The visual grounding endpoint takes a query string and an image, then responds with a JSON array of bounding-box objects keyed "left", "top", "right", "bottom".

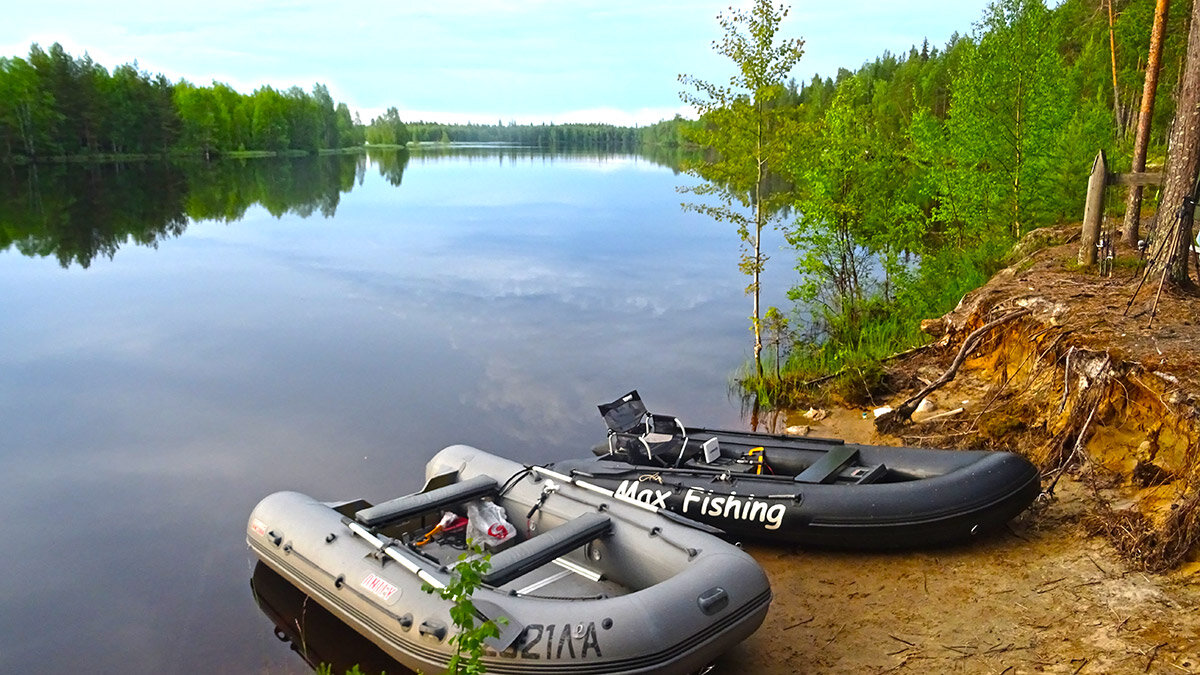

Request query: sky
[{"left": 3, "top": 0, "right": 1008, "bottom": 127}]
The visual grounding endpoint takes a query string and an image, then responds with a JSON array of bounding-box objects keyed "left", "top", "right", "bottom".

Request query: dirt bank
[
  {"left": 713, "top": 413, "right": 1200, "bottom": 674},
  {"left": 714, "top": 227, "right": 1200, "bottom": 673}
]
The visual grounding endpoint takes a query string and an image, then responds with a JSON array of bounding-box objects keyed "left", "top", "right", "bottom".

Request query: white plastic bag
[{"left": 466, "top": 501, "right": 516, "bottom": 548}]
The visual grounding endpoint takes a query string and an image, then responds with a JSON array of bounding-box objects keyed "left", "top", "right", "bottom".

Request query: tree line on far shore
[
  {"left": 0, "top": 43, "right": 374, "bottom": 161},
  {"left": 0, "top": 42, "right": 678, "bottom": 163}
]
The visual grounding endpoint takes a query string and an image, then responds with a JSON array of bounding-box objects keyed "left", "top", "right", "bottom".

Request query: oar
[
  {"left": 345, "top": 519, "right": 523, "bottom": 649},
  {"left": 345, "top": 520, "right": 446, "bottom": 589},
  {"left": 530, "top": 465, "right": 726, "bottom": 536}
]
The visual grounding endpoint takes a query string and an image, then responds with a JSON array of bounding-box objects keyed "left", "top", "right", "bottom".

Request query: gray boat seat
[
  {"left": 793, "top": 447, "right": 888, "bottom": 484},
  {"left": 794, "top": 446, "right": 859, "bottom": 484},
  {"left": 483, "top": 512, "right": 611, "bottom": 587},
  {"left": 355, "top": 475, "right": 498, "bottom": 529}
]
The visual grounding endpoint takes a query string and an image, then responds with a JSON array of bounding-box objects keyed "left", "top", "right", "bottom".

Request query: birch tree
[{"left": 678, "top": 0, "right": 804, "bottom": 377}]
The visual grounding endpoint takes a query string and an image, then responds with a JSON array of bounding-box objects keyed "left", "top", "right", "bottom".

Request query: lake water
[{"left": 0, "top": 148, "right": 792, "bottom": 672}]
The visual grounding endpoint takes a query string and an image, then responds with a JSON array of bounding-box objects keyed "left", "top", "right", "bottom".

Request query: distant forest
[
  {"left": 0, "top": 0, "right": 1187, "bottom": 176},
  {"left": 0, "top": 43, "right": 653, "bottom": 161},
  {"left": 0, "top": 43, "right": 366, "bottom": 160}
]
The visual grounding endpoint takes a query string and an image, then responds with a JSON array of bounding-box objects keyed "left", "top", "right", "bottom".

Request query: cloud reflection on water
[{"left": 0, "top": 149, "right": 785, "bottom": 671}]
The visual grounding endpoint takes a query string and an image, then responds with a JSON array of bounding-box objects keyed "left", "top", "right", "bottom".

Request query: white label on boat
[
  {"left": 361, "top": 573, "right": 400, "bottom": 602},
  {"left": 250, "top": 519, "right": 268, "bottom": 537}
]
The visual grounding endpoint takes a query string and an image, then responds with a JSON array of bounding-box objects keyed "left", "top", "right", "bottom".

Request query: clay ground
[{"left": 709, "top": 408, "right": 1200, "bottom": 674}]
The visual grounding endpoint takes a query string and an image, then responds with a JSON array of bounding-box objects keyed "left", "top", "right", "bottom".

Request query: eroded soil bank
[{"left": 716, "top": 226, "right": 1200, "bottom": 673}]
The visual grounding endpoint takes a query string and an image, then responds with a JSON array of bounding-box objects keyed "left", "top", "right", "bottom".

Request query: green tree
[
  {"left": 251, "top": 86, "right": 290, "bottom": 151},
  {"left": 942, "top": 0, "right": 1070, "bottom": 238},
  {"left": 788, "top": 76, "right": 925, "bottom": 338},
  {"left": 0, "top": 55, "right": 58, "bottom": 158},
  {"left": 175, "top": 81, "right": 228, "bottom": 158},
  {"left": 678, "top": 0, "right": 804, "bottom": 377}
]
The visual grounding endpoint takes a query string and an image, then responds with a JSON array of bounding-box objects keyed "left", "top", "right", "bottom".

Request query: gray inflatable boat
[{"left": 247, "top": 444, "right": 772, "bottom": 674}]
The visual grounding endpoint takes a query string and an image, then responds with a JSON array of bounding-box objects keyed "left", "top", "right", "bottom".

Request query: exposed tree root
[
  {"left": 875, "top": 308, "right": 1031, "bottom": 432},
  {"left": 1086, "top": 492, "right": 1200, "bottom": 572}
]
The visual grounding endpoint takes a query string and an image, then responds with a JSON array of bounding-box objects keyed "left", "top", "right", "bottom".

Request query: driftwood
[{"left": 876, "top": 308, "right": 1032, "bottom": 432}]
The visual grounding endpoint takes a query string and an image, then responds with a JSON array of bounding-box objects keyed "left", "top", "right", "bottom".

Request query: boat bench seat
[
  {"left": 794, "top": 446, "right": 859, "bottom": 484},
  {"left": 355, "top": 475, "right": 499, "bottom": 529},
  {"left": 794, "top": 447, "right": 889, "bottom": 484},
  {"left": 483, "top": 512, "right": 611, "bottom": 587}
]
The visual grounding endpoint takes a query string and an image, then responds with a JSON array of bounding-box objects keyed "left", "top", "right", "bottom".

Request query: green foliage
[
  {"left": 0, "top": 43, "right": 361, "bottom": 161},
  {"left": 733, "top": 0, "right": 1189, "bottom": 409},
  {"left": 403, "top": 120, "right": 640, "bottom": 150},
  {"left": 422, "top": 541, "right": 506, "bottom": 675},
  {"left": 365, "top": 107, "right": 412, "bottom": 146},
  {"left": 941, "top": 0, "right": 1071, "bottom": 238},
  {"left": 315, "top": 665, "right": 368, "bottom": 675}
]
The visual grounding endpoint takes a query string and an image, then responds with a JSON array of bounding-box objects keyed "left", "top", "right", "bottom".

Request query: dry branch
[{"left": 876, "top": 308, "right": 1031, "bottom": 432}]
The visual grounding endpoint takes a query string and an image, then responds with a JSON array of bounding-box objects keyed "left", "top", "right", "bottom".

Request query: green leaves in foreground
[{"left": 422, "top": 541, "right": 506, "bottom": 675}]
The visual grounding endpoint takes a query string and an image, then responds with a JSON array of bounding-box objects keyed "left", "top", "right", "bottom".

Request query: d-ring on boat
[{"left": 247, "top": 444, "right": 772, "bottom": 674}]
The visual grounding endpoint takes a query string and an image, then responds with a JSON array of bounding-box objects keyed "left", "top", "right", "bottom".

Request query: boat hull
[
  {"left": 565, "top": 427, "right": 1042, "bottom": 549},
  {"left": 248, "top": 445, "right": 772, "bottom": 674}
]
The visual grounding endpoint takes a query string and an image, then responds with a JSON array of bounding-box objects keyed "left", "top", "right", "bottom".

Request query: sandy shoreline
[{"left": 705, "top": 411, "right": 1200, "bottom": 674}]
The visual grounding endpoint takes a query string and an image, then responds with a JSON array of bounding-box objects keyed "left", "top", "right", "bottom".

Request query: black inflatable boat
[{"left": 545, "top": 391, "right": 1042, "bottom": 549}]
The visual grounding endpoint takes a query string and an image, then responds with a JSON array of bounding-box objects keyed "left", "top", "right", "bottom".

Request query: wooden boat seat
[
  {"left": 483, "top": 512, "right": 611, "bottom": 587},
  {"left": 354, "top": 475, "right": 499, "bottom": 529}
]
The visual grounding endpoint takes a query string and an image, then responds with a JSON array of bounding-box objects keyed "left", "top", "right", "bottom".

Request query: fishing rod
[
  {"left": 529, "top": 465, "right": 725, "bottom": 536},
  {"left": 1124, "top": 167, "right": 1200, "bottom": 317}
]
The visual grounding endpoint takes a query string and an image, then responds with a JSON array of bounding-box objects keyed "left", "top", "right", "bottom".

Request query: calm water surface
[{"left": 0, "top": 148, "right": 790, "bottom": 672}]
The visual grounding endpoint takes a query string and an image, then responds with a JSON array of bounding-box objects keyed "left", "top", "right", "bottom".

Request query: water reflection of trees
[
  {"left": 367, "top": 147, "right": 409, "bottom": 187},
  {"left": 0, "top": 147, "right": 683, "bottom": 269},
  {"left": 403, "top": 143, "right": 687, "bottom": 173},
  {"left": 0, "top": 153, "right": 373, "bottom": 268}
]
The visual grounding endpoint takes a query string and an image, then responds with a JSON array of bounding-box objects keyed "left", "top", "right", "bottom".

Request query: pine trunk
[
  {"left": 1109, "top": 0, "right": 1125, "bottom": 131},
  {"left": 1151, "top": 0, "right": 1200, "bottom": 287},
  {"left": 1123, "top": 0, "right": 1171, "bottom": 248}
]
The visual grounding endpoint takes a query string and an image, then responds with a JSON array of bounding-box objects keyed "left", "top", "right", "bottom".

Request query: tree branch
[{"left": 876, "top": 308, "right": 1032, "bottom": 431}]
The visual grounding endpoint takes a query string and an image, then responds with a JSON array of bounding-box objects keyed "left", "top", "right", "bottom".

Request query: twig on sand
[
  {"left": 1144, "top": 642, "right": 1167, "bottom": 673},
  {"left": 783, "top": 616, "right": 813, "bottom": 631},
  {"left": 1035, "top": 576, "right": 1068, "bottom": 594}
]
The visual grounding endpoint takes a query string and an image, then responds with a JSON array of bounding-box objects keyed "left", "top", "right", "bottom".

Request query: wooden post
[{"left": 1080, "top": 150, "right": 1108, "bottom": 266}]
